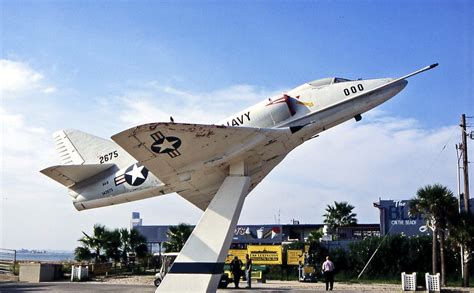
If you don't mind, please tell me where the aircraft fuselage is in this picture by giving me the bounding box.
[58,64,437,211]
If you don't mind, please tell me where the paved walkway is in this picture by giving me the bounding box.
[1,279,473,292]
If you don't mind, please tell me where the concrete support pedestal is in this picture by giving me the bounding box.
[157,175,250,292]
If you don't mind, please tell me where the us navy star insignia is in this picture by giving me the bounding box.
[150,131,182,158]
[114,163,149,186]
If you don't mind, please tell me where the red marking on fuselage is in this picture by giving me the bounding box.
[266,94,296,116]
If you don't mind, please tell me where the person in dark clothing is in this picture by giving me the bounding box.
[322,256,335,291]
[245,254,253,288]
[230,256,243,288]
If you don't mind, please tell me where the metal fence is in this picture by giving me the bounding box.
[0,248,17,274]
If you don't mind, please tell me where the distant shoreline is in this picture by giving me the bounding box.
[14,251,74,262]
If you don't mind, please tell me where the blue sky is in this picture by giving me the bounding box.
[3,1,473,127]
[1,1,473,249]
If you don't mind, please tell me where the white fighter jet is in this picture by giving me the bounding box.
[41,64,437,292]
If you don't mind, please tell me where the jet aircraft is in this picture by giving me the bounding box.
[41,64,438,292]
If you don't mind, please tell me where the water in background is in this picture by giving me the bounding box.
[15,252,75,262]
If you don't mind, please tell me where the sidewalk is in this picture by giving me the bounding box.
[2,275,473,292]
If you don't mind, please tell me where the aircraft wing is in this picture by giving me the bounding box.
[40,164,115,188]
[111,123,298,210]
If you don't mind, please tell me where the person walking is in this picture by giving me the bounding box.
[245,254,253,288]
[322,256,335,291]
[230,256,243,288]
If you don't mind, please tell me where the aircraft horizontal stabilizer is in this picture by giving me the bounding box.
[111,123,297,210]
[40,164,115,188]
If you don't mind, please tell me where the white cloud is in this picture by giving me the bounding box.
[240,113,465,225]
[0,60,62,249]
[110,83,282,126]
[0,59,56,98]
[0,60,43,93]
[42,87,57,94]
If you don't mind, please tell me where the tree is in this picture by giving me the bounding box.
[104,229,121,263]
[449,212,474,286]
[74,246,93,262]
[76,224,110,263]
[307,229,324,244]
[348,235,433,279]
[128,229,148,259]
[449,212,474,251]
[323,201,358,238]
[75,224,149,266]
[119,228,148,264]
[409,184,457,286]
[163,223,192,252]
[119,228,132,264]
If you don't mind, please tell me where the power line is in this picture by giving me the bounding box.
[420,125,458,183]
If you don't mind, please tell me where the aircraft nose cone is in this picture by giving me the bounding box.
[386,78,408,90]
[389,78,408,96]
[397,79,408,89]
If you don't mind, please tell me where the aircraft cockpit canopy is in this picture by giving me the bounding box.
[333,77,351,83]
[307,77,351,88]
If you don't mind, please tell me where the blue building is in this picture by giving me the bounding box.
[374,198,474,236]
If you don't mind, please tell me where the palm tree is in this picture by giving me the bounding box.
[129,229,148,258]
[119,228,148,264]
[323,201,358,238]
[104,229,121,263]
[74,246,93,262]
[409,184,457,286]
[163,223,193,252]
[119,228,132,264]
[449,212,474,287]
[307,229,324,243]
[76,224,110,262]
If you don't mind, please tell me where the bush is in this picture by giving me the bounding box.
[346,235,433,279]
[336,234,464,280]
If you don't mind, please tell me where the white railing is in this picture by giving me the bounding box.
[0,248,16,274]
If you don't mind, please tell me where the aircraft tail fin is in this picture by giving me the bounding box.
[53,129,117,165]
[40,164,115,188]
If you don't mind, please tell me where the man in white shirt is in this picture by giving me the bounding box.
[322,256,335,291]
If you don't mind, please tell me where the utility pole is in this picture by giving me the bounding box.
[461,114,470,214]
[460,113,470,287]
[455,144,464,280]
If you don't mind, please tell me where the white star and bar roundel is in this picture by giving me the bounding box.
[150,131,182,158]
[114,163,149,186]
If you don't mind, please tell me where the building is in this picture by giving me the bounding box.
[374,199,428,237]
[133,197,473,253]
[374,198,474,237]
[130,212,142,229]
[134,221,379,253]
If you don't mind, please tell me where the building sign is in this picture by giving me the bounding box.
[247,245,282,265]
[225,249,247,264]
[287,249,304,265]
[232,225,282,244]
[375,200,428,236]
